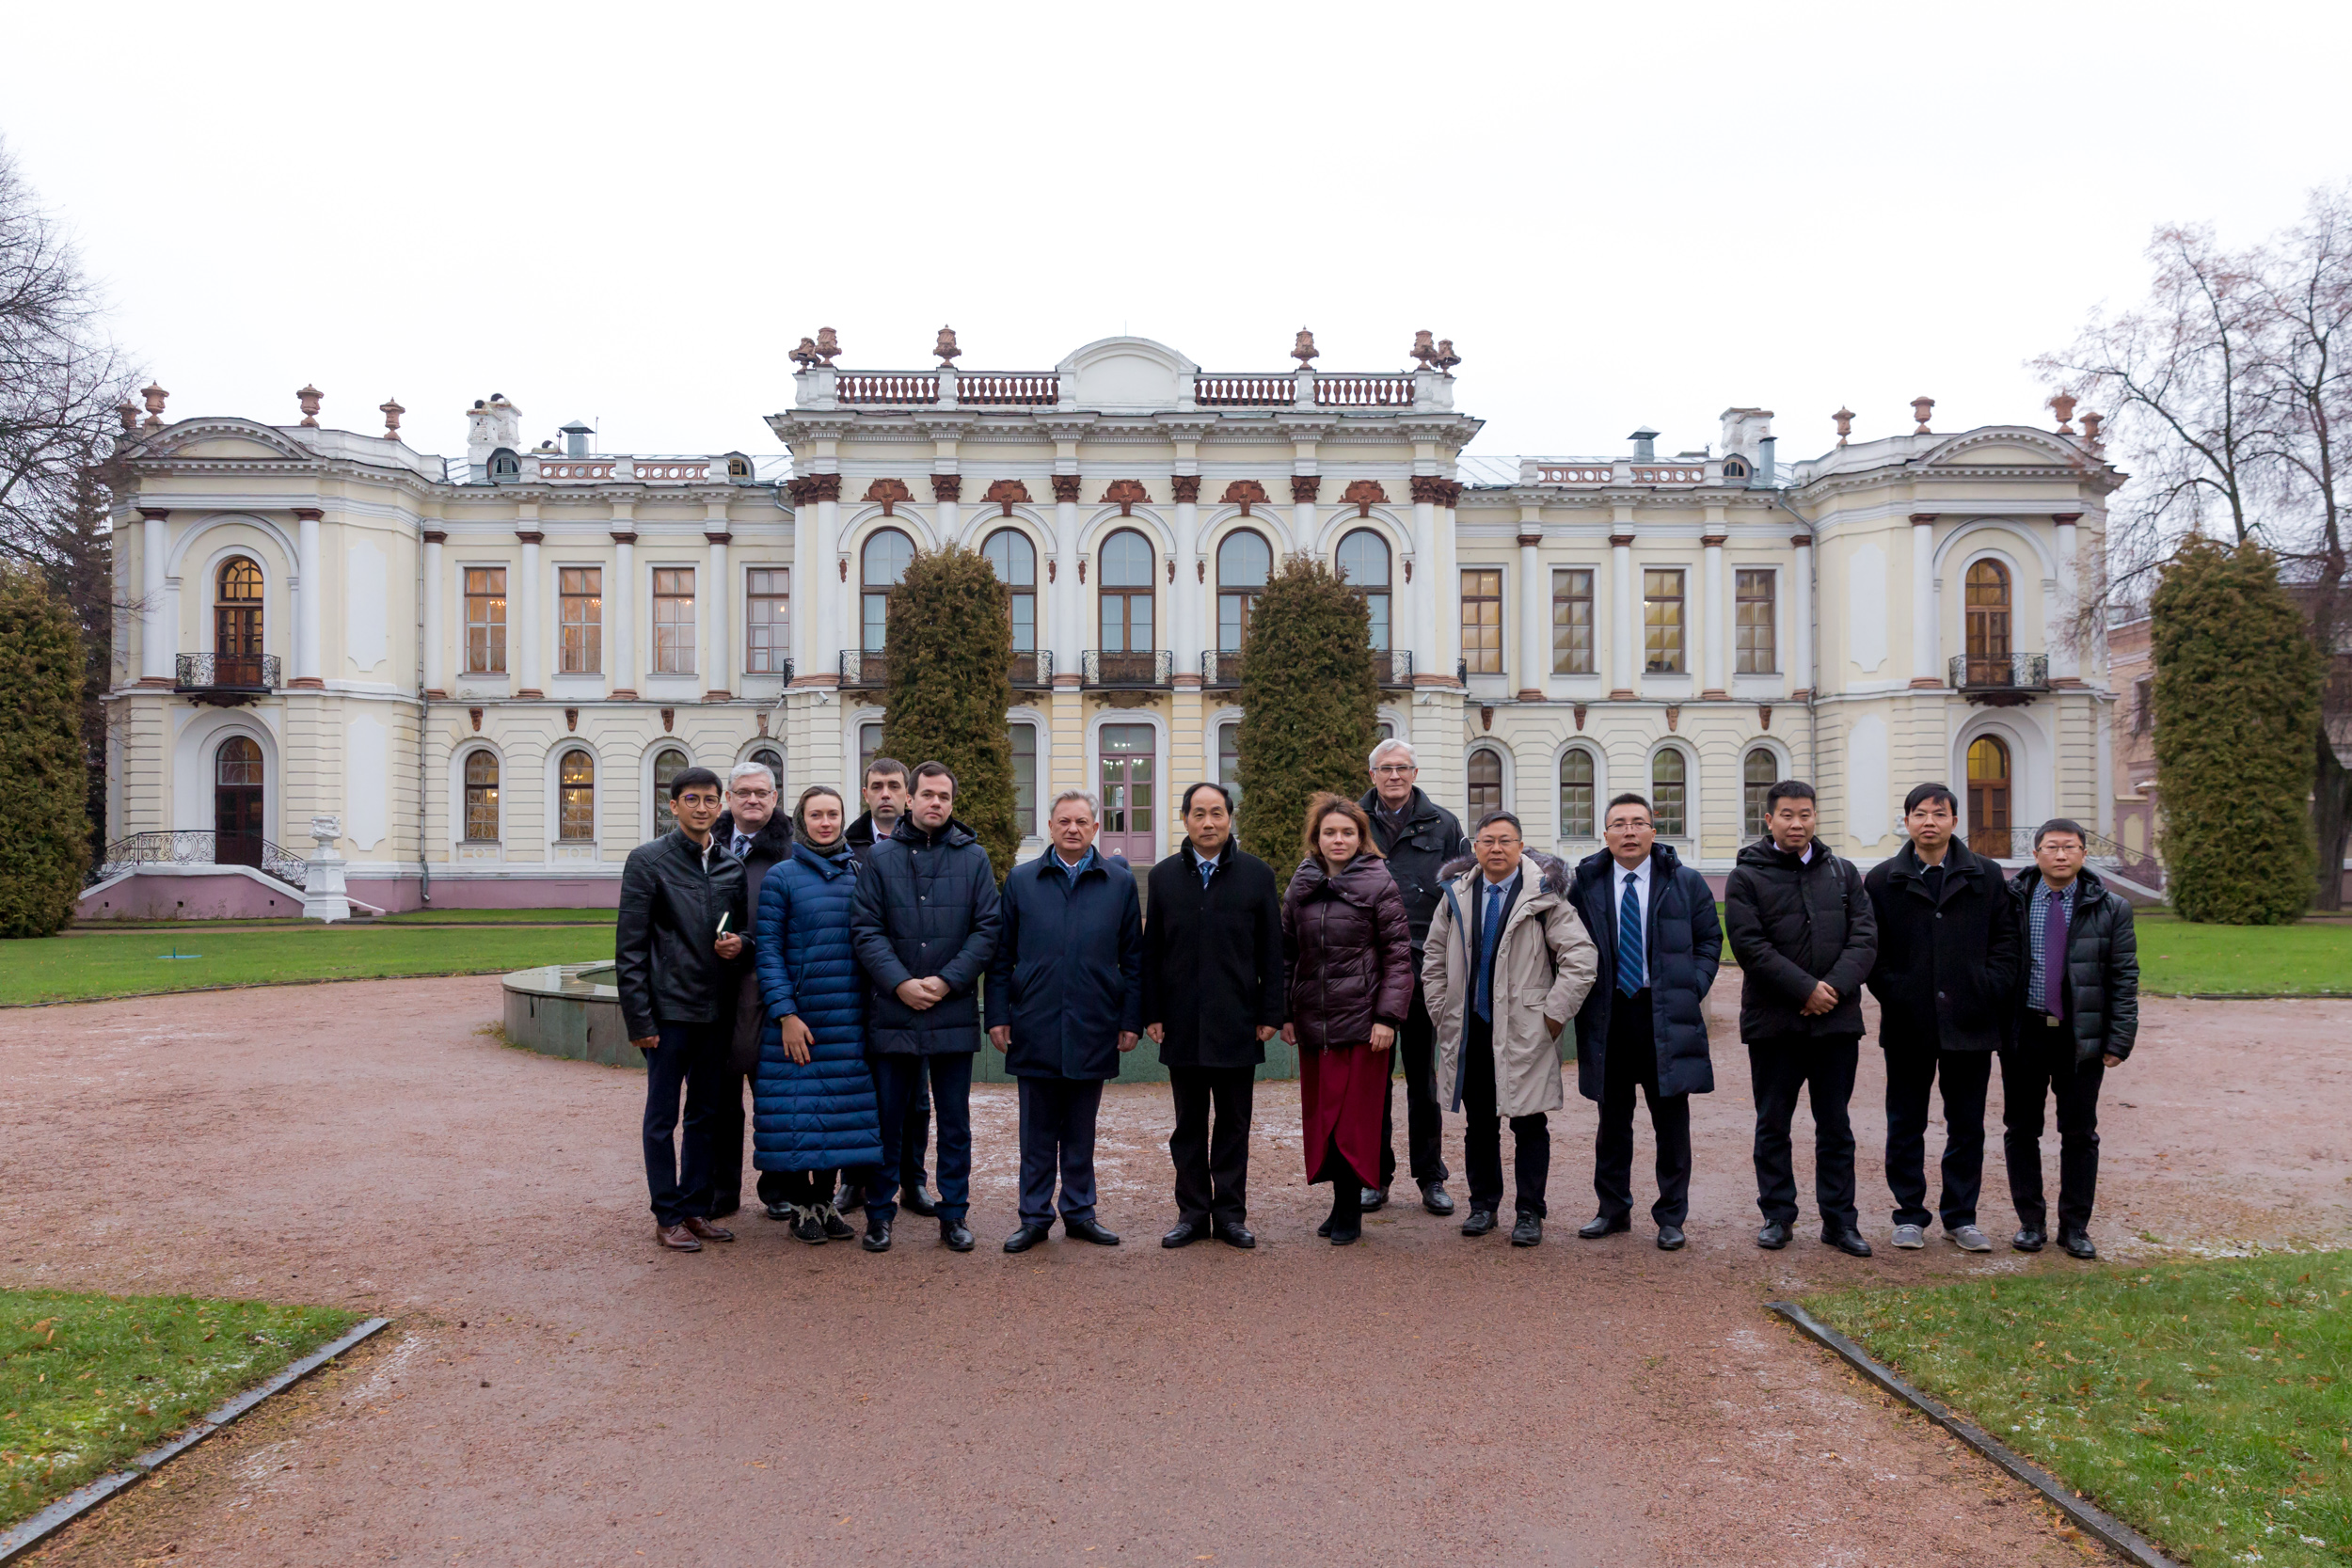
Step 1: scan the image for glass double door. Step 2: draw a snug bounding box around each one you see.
[1098,724,1156,863]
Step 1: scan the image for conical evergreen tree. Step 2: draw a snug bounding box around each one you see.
[881,542,1018,878]
[0,565,91,936]
[1235,554,1380,893]
[2151,537,2323,924]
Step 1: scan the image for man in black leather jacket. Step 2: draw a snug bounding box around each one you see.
[616,767,748,1254]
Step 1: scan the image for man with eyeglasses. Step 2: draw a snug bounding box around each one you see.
[711,759,794,1222]
[1357,737,1468,1217]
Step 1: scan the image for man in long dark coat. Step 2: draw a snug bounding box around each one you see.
[1141,782,1284,1250]
[711,760,793,1221]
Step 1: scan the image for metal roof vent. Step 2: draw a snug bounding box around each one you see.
[1629,426,1660,462]
[560,419,594,457]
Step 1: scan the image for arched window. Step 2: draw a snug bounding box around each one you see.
[1651,750,1687,837]
[1966,735,2011,858]
[215,557,264,685]
[1468,748,1503,820]
[861,530,914,653]
[984,528,1038,685]
[1742,748,1777,840]
[749,747,783,792]
[463,751,501,843]
[559,750,596,842]
[1338,530,1391,651]
[1216,530,1271,652]
[1099,529,1154,654]
[650,746,688,837]
[1964,560,2011,684]
[1559,748,1596,839]
[215,735,264,866]
[488,448,521,483]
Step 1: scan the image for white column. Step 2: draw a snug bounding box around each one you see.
[705,527,732,698]
[1701,528,1727,698]
[1293,490,1317,561]
[295,507,323,686]
[816,482,842,679]
[1412,489,1438,683]
[421,530,446,694]
[140,509,170,682]
[609,521,636,697]
[1391,499,1416,662]
[1170,495,1200,677]
[1436,490,1463,679]
[787,486,815,687]
[2051,512,2081,681]
[1516,524,1545,701]
[1609,525,1635,698]
[516,528,543,696]
[1054,492,1082,678]
[1910,513,1939,688]
[1789,535,1815,700]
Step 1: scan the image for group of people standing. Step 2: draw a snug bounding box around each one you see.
[612,740,2137,1262]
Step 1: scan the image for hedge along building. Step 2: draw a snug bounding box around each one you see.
[88,335,2133,917]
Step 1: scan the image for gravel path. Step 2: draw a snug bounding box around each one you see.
[2,979,2344,1566]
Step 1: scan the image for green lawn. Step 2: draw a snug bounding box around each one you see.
[2131,915,2352,996]
[378,906,615,924]
[1,1288,359,1528]
[0,925,614,1006]
[1807,1253,2351,1567]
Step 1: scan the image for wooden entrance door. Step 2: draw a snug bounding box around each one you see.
[1965,735,2011,858]
[215,736,265,865]
[1098,724,1156,864]
[215,557,265,687]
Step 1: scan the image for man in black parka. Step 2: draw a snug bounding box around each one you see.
[1142,783,1285,1250]
[1724,778,1879,1257]
[1864,782,2023,1255]
[1359,738,1468,1215]
[850,761,1001,1253]
[711,761,793,1222]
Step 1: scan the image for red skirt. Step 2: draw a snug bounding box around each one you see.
[1299,1043,1389,1186]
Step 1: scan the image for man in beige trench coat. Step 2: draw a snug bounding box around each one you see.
[1423,810,1599,1246]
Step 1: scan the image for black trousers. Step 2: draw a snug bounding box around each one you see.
[643,1020,733,1228]
[1168,1064,1254,1227]
[842,1066,931,1205]
[1017,1075,1104,1227]
[1999,1041,2105,1235]
[1378,978,1450,1190]
[709,1067,790,1213]
[1594,990,1692,1227]
[868,1052,971,1226]
[1461,1014,1549,1218]
[770,1167,837,1206]
[1747,1033,1860,1231]
[1883,1042,1993,1230]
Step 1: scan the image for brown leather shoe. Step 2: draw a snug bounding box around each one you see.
[657,1223,702,1252]
[682,1216,735,1243]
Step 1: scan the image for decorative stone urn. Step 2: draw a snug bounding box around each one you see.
[303,815,352,923]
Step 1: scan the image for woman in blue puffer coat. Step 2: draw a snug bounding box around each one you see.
[754,784,885,1243]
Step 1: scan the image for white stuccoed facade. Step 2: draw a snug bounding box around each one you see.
[87,335,2127,915]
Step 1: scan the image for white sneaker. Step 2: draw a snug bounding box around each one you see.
[1891,1223,1927,1249]
[1949,1224,1994,1253]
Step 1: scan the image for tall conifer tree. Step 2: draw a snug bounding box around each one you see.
[1235,554,1380,892]
[0,564,90,935]
[881,543,1018,878]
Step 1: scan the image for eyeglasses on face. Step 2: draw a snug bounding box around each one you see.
[1373,764,1416,775]
[1473,834,1520,849]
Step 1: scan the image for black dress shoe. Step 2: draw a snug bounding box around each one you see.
[1065,1217,1120,1246]
[1215,1221,1256,1249]
[1756,1221,1791,1250]
[902,1185,940,1218]
[939,1219,976,1252]
[1510,1213,1544,1247]
[1578,1213,1631,1239]
[2012,1227,2046,1253]
[1003,1223,1050,1254]
[2059,1230,2098,1259]
[1161,1220,1208,1248]
[1316,1215,1335,1238]
[1328,1219,1361,1246]
[1821,1226,1874,1258]
[1359,1185,1389,1212]
[1461,1209,1498,1237]
[862,1219,892,1253]
[763,1201,794,1222]
[835,1184,865,1215]
[1420,1180,1455,1216]
[1657,1224,1686,1251]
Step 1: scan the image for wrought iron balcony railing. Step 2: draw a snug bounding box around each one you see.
[1202,649,1247,689]
[839,649,889,688]
[88,830,308,889]
[1082,649,1173,689]
[1010,649,1054,688]
[1998,825,2167,890]
[1374,648,1413,688]
[176,653,280,696]
[1948,652,2050,701]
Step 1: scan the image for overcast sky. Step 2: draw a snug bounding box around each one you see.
[11,1,2351,467]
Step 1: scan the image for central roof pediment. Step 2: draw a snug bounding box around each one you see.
[1053,337,1199,411]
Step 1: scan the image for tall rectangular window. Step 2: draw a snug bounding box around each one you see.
[1011,722,1038,837]
[1644,568,1685,673]
[746,568,789,673]
[559,567,602,674]
[653,568,695,674]
[1461,569,1502,675]
[1217,723,1242,804]
[464,567,507,674]
[1735,569,1776,673]
[2134,676,2154,735]
[1551,568,1594,674]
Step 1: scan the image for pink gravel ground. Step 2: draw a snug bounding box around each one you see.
[2,979,2345,1566]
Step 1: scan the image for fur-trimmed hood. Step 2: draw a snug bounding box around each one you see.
[1437,847,1571,896]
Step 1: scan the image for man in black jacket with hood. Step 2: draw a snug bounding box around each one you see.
[1724,779,1878,1257]
[710,760,794,1222]
[1358,738,1466,1215]
[1864,782,2023,1255]
[850,761,1001,1252]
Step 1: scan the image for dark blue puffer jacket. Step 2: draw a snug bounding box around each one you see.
[752,838,884,1174]
[850,816,1001,1055]
[1569,843,1722,1101]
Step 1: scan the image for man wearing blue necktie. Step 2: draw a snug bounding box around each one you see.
[1568,793,1721,1250]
